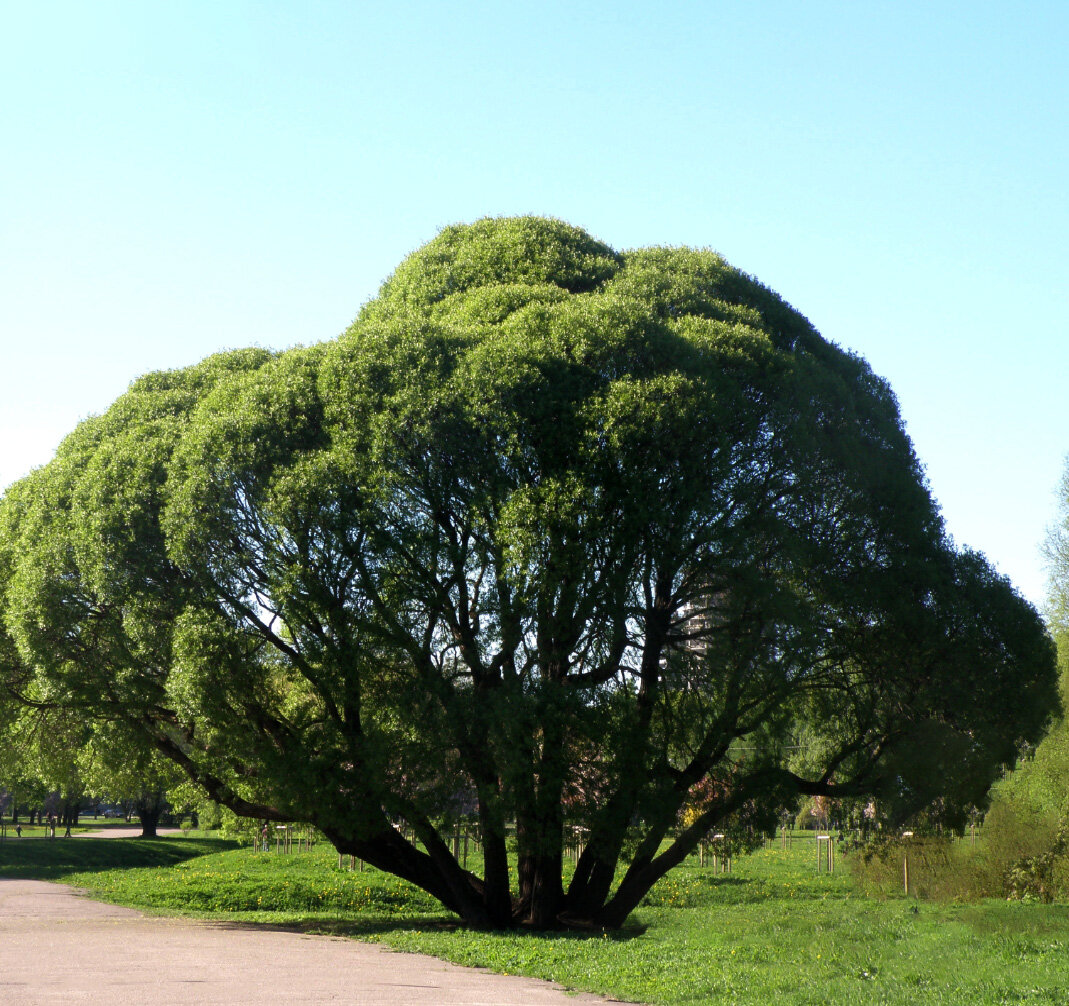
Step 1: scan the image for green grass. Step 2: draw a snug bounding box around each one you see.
[3,832,1069,1003]
[0,831,234,879]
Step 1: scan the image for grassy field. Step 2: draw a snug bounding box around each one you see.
[0,830,234,878]
[2,830,1069,1004]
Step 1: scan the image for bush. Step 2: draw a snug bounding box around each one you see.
[1003,817,1069,902]
[847,835,994,901]
[975,636,1069,899]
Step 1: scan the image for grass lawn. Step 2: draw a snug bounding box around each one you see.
[2,830,1068,1004]
[0,831,235,879]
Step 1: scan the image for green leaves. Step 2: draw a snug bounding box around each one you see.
[366,216,622,316]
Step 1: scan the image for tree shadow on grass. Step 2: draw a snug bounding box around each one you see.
[212,914,647,942]
[0,837,235,881]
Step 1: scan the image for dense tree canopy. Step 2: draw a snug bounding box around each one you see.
[0,217,1057,928]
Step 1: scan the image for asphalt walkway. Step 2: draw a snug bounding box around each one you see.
[0,878,630,1004]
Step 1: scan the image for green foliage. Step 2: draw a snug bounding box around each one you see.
[965,643,1069,899]
[1003,818,1069,903]
[851,641,1069,904]
[80,722,183,799]
[364,216,622,314]
[849,835,972,900]
[0,217,1057,929]
[993,651,1069,818]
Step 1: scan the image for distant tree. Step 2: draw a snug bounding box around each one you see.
[0,630,87,828]
[1005,455,1069,830]
[0,217,1057,928]
[1046,460,1069,639]
[80,724,183,837]
[0,607,180,836]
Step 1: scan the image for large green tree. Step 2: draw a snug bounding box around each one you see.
[0,218,1056,928]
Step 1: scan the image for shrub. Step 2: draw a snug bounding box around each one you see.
[847,835,994,901]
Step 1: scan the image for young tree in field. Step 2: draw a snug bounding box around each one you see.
[0,218,1056,929]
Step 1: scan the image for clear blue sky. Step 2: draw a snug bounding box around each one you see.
[2,1,1066,609]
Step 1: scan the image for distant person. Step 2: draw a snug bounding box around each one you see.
[63,822,72,838]
[14,823,22,838]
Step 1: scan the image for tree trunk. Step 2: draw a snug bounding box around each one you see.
[138,806,161,837]
[477,800,513,928]
[515,713,567,927]
[518,849,564,928]
[565,787,637,920]
[327,823,496,927]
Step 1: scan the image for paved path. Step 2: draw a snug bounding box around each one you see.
[0,880,632,1005]
[73,824,183,838]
